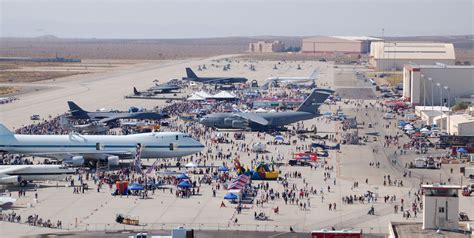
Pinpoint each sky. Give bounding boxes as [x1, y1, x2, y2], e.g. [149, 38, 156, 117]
[1, 0, 473, 39]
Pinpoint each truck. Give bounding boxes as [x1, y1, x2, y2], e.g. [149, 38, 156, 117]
[463, 166, 474, 179]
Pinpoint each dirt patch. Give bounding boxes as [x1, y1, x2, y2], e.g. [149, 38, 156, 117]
[0, 86, 18, 95]
[0, 71, 87, 83]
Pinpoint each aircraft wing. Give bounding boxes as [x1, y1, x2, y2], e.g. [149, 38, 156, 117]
[97, 116, 122, 124]
[234, 114, 269, 125]
[204, 78, 235, 84]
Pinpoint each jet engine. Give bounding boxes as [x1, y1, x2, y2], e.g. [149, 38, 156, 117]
[231, 120, 247, 128]
[105, 156, 120, 166]
[223, 118, 234, 126]
[64, 156, 85, 166]
[0, 175, 20, 184]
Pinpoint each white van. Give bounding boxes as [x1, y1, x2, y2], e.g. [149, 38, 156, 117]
[383, 113, 395, 119]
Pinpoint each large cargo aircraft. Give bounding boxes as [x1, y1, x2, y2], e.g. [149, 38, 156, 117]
[199, 88, 333, 131]
[0, 124, 204, 166]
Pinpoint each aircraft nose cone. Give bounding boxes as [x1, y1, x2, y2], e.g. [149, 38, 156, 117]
[199, 117, 208, 125]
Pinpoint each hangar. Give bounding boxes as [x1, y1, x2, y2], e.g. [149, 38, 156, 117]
[301, 36, 381, 54]
[369, 42, 456, 71]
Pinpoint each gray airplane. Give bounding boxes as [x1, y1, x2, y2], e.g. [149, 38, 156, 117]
[199, 88, 333, 131]
[182, 67, 248, 85]
[67, 101, 165, 124]
[133, 82, 181, 96]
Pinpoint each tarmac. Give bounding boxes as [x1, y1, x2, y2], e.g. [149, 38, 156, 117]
[0, 56, 472, 238]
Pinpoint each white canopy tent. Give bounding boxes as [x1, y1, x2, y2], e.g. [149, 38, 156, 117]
[211, 91, 237, 99]
[187, 94, 205, 101]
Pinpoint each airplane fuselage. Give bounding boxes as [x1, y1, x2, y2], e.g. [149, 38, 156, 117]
[0, 132, 204, 159]
[182, 77, 247, 85]
[0, 165, 75, 182]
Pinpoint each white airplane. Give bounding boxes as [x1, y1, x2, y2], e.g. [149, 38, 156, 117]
[0, 123, 204, 166]
[262, 69, 319, 89]
[0, 165, 75, 186]
[0, 196, 16, 207]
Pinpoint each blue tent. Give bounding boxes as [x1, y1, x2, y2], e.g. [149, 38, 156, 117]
[129, 183, 144, 191]
[218, 166, 229, 172]
[274, 135, 284, 141]
[177, 181, 192, 188]
[399, 121, 408, 126]
[457, 148, 468, 154]
[177, 174, 189, 180]
[224, 193, 238, 200]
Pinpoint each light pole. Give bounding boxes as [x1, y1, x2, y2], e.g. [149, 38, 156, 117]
[421, 74, 426, 107]
[428, 77, 434, 107]
[436, 83, 443, 132]
[444, 86, 451, 135]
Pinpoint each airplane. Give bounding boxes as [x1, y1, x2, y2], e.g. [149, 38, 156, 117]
[0, 196, 16, 207]
[133, 82, 181, 96]
[311, 143, 341, 150]
[261, 69, 319, 89]
[59, 116, 110, 134]
[199, 88, 333, 131]
[0, 123, 204, 167]
[182, 67, 248, 85]
[67, 101, 165, 124]
[0, 164, 76, 187]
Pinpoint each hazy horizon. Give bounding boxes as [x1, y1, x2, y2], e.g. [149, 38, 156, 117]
[1, 0, 473, 39]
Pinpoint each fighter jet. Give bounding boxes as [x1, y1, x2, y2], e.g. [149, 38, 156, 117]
[59, 116, 110, 134]
[134, 82, 181, 96]
[199, 88, 333, 131]
[311, 143, 341, 150]
[182, 67, 247, 85]
[67, 101, 165, 124]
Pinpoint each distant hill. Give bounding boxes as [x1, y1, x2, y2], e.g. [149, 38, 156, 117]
[0, 35, 471, 60]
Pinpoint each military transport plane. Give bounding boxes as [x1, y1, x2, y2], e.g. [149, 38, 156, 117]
[199, 88, 333, 131]
[182, 67, 248, 85]
[0, 124, 204, 166]
[67, 101, 165, 124]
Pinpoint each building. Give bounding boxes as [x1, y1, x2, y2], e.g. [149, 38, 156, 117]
[443, 114, 474, 136]
[369, 42, 455, 71]
[248, 41, 285, 53]
[422, 184, 461, 230]
[402, 63, 474, 106]
[414, 106, 450, 125]
[301, 36, 381, 54]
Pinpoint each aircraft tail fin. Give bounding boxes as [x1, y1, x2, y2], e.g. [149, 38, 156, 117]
[133, 87, 140, 95]
[0, 124, 13, 136]
[67, 101, 88, 115]
[297, 89, 333, 113]
[185, 67, 198, 79]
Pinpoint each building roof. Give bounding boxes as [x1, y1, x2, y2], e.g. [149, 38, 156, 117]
[421, 184, 462, 189]
[370, 42, 455, 60]
[415, 106, 450, 112]
[449, 114, 474, 125]
[407, 62, 474, 69]
[303, 36, 381, 43]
